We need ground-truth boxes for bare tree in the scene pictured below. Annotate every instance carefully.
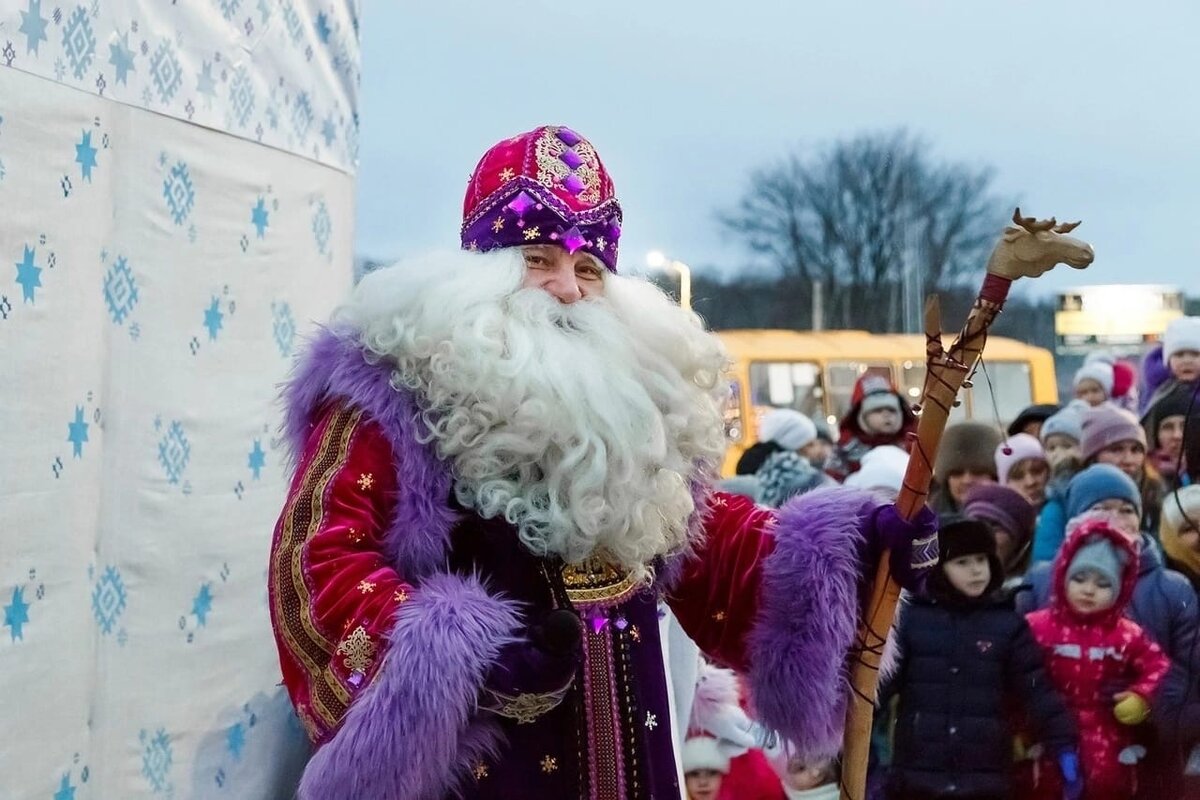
[719,130,1009,331]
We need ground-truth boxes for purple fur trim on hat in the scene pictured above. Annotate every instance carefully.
[746,486,878,762]
[281,327,459,578]
[298,572,521,800]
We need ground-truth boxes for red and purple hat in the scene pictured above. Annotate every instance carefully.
[460,125,623,272]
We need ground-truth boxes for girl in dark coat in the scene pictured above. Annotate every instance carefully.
[881,517,1078,800]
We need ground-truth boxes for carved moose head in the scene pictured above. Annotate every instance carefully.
[985,208,1095,280]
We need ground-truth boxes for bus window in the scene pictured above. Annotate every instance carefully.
[974,361,1034,425]
[748,362,824,419]
[723,380,743,443]
[901,360,969,422]
[826,362,893,423]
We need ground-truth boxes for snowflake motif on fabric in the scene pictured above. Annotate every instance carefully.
[162,161,195,225]
[281,1,304,44]
[291,91,314,140]
[139,728,174,794]
[75,130,99,181]
[196,60,217,106]
[157,420,191,484]
[68,406,90,457]
[226,721,246,759]
[271,301,295,356]
[52,773,76,800]
[320,116,336,147]
[4,586,31,641]
[192,583,213,626]
[311,199,332,256]
[247,439,266,479]
[229,66,254,128]
[203,296,224,340]
[91,566,127,634]
[108,31,136,85]
[336,625,376,673]
[15,244,43,304]
[19,0,50,55]
[103,255,139,324]
[148,40,183,104]
[251,197,269,238]
[61,6,96,80]
[213,0,240,21]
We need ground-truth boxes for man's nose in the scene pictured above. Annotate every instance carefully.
[546,267,582,304]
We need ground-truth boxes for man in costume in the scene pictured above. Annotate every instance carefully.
[268,125,937,800]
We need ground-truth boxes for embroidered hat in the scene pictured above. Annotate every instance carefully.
[460,125,623,272]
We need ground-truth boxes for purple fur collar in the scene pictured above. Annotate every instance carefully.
[281,326,458,578]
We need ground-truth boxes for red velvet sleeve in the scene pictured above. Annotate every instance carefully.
[268,402,414,742]
[665,492,778,673]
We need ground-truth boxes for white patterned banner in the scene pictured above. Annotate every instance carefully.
[0,19,354,795]
[1,0,360,172]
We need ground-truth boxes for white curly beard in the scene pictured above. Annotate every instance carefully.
[339,248,730,575]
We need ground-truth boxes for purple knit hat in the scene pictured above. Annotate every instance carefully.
[964,483,1037,541]
[1080,405,1146,462]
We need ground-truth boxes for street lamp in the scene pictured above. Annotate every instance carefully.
[645,250,692,310]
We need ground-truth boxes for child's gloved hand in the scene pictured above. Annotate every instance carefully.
[1058,749,1083,800]
[1113,691,1151,725]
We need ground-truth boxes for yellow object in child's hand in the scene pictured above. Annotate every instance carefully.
[1114,692,1151,725]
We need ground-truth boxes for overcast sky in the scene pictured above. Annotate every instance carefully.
[354,1,1200,297]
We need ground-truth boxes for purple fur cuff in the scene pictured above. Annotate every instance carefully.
[298,572,522,800]
[746,487,878,763]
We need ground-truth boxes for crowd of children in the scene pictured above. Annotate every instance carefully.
[685,317,1200,800]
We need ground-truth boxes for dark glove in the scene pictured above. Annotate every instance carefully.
[865,504,938,592]
[481,608,582,722]
[1058,749,1083,800]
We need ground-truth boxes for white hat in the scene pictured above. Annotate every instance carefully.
[843,445,909,493]
[1164,317,1200,363]
[995,433,1047,484]
[682,736,731,775]
[759,409,818,452]
[1073,353,1114,397]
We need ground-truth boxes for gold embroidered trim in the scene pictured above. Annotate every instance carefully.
[270,406,361,731]
[336,625,377,674]
[482,683,572,724]
[533,127,602,206]
[561,558,638,605]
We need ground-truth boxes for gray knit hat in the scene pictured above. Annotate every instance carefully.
[1067,536,1124,589]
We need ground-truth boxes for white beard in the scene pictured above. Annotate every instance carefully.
[339,249,730,575]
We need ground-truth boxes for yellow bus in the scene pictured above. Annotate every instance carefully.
[717,329,1059,476]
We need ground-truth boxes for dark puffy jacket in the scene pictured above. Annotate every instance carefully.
[882,591,1076,799]
[1017,533,1200,798]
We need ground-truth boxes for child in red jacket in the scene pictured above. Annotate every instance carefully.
[1025,519,1171,799]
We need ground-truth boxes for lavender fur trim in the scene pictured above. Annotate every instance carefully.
[747,486,878,762]
[298,572,521,800]
[281,327,459,577]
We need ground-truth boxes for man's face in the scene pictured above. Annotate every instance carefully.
[1169,350,1200,383]
[520,244,605,303]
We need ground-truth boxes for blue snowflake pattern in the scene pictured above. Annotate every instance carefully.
[108,31,136,85]
[192,583,213,626]
[68,405,90,458]
[15,244,43,304]
[4,586,31,641]
[140,728,173,794]
[248,439,266,479]
[203,296,224,340]
[53,773,76,800]
[18,0,49,55]
[272,301,295,356]
[213,0,240,21]
[103,255,139,324]
[315,12,331,43]
[291,91,313,141]
[226,721,246,759]
[91,566,127,635]
[196,60,217,105]
[157,420,191,485]
[320,116,336,147]
[251,197,269,238]
[162,161,195,226]
[149,40,183,104]
[311,200,332,257]
[62,6,96,80]
[75,130,98,182]
[281,1,303,44]
[229,66,254,128]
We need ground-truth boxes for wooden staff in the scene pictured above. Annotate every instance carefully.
[839,209,1095,800]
